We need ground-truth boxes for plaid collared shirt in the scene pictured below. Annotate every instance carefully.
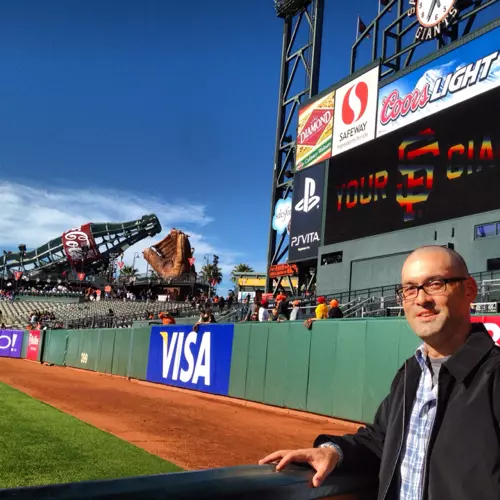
[399,346,437,500]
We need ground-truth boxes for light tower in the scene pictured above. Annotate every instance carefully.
[266,0,324,293]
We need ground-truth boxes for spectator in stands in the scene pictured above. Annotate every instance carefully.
[276,293,290,321]
[289,300,301,321]
[249,302,260,322]
[159,311,176,325]
[315,296,328,319]
[218,295,225,313]
[244,297,260,322]
[258,300,269,322]
[270,308,279,322]
[327,299,343,319]
[260,245,500,499]
[195,308,216,325]
[106,309,114,328]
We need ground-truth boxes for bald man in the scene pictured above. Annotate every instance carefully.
[260,246,500,500]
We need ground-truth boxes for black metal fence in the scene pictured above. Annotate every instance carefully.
[0,464,377,500]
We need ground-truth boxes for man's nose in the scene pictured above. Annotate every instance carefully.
[415,287,433,306]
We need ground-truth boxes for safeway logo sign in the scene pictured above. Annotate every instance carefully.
[295,177,320,213]
[342,81,369,124]
[332,65,379,156]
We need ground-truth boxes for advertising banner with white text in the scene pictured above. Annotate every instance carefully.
[296,91,335,171]
[377,26,500,138]
[146,324,234,396]
[332,65,379,156]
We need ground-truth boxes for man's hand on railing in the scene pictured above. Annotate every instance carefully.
[259,447,340,488]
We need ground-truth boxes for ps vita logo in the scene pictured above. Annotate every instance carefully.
[408,0,459,42]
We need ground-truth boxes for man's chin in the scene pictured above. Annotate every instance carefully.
[412,315,443,339]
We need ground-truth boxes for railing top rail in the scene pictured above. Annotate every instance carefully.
[0,464,376,500]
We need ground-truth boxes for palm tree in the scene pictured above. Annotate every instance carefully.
[120,265,139,278]
[200,263,223,286]
[231,263,254,284]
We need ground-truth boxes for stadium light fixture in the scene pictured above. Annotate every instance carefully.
[273,0,311,18]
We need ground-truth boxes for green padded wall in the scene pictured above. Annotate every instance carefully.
[42,330,68,366]
[74,329,100,371]
[112,330,132,377]
[21,330,29,359]
[65,330,81,367]
[332,321,367,422]
[228,323,251,399]
[128,328,151,380]
[362,320,401,422]
[284,322,312,411]
[263,322,289,406]
[306,320,338,416]
[244,323,269,403]
[97,329,115,374]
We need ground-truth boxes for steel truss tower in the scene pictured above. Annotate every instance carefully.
[266,0,324,294]
[351,0,499,77]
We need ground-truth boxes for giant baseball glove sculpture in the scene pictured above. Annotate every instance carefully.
[143,228,194,279]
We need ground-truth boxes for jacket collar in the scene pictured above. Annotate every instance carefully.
[443,323,495,384]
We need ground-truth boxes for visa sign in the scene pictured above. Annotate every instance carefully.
[160,330,211,383]
[146,324,234,395]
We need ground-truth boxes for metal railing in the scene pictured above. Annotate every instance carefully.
[16,290,84,298]
[0,464,377,500]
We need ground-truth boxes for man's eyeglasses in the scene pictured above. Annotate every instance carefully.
[396,277,468,301]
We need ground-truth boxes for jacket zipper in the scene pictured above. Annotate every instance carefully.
[381,362,407,500]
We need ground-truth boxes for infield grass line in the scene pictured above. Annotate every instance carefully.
[0,382,182,488]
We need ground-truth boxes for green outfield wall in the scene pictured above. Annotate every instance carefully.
[22,317,497,424]
[227,318,421,422]
[40,327,151,380]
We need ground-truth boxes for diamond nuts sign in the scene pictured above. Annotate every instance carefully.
[289,162,325,262]
[296,90,335,171]
[332,65,379,156]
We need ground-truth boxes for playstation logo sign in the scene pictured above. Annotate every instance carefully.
[289,163,324,262]
[295,177,320,213]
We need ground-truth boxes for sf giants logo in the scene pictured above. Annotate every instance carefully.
[396,132,439,221]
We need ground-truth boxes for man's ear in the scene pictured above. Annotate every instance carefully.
[466,276,478,303]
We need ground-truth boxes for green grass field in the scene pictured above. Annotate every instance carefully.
[0,383,183,488]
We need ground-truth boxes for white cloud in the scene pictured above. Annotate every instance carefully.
[0,180,262,295]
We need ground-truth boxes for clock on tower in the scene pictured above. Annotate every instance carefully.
[408,0,459,41]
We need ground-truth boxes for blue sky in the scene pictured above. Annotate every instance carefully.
[0,0,497,293]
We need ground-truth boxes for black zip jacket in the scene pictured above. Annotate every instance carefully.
[315,323,500,500]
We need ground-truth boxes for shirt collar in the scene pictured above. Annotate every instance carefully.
[412,323,495,382]
[414,344,428,371]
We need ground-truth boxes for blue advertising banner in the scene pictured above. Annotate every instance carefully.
[0,330,23,358]
[146,324,234,396]
[377,26,500,138]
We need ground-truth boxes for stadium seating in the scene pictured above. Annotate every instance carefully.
[0,299,187,329]
[0,296,243,330]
